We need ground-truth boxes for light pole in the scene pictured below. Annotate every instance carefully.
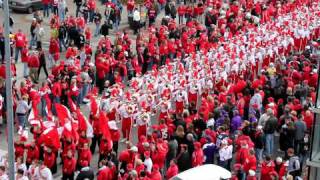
[2,0,15,179]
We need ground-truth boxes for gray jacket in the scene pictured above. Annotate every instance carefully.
[294,120,306,140]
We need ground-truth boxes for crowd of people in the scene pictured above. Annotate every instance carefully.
[0,0,319,179]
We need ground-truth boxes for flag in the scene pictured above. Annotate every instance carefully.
[39,127,61,150]
[99,111,111,141]
[68,97,78,112]
[76,109,93,138]
[55,103,72,126]
[89,96,98,116]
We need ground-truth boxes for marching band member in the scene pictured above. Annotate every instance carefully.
[174,87,188,114]
[158,96,171,121]
[136,111,151,139]
[119,104,135,142]
[188,81,201,105]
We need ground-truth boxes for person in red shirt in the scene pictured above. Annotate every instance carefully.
[97,160,112,180]
[108,120,120,154]
[52,78,62,103]
[28,50,40,83]
[166,160,179,179]
[149,164,162,180]
[260,156,275,180]
[48,38,59,68]
[43,146,57,174]
[243,149,257,176]
[78,142,92,169]
[21,47,29,77]
[62,149,76,180]
[127,0,135,15]
[87,0,96,22]
[178,5,186,24]
[25,141,40,168]
[99,135,112,161]
[14,29,27,62]
[61,137,76,161]
[42,0,51,17]
[192,142,204,167]
[14,139,25,161]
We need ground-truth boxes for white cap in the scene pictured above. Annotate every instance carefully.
[313,69,318,73]
[257,125,263,130]
[108,120,118,130]
[245,12,251,19]
[249,169,255,176]
[129,146,138,152]
[207,119,215,127]
[276,157,283,163]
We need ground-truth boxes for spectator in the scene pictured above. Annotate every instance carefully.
[294,114,307,156]
[287,148,301,179]
[14,29,26,62]
[263,109,278,156]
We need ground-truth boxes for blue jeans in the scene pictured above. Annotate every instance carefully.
[43,4,50,17]
[52,96,60,115]
[94,23,101,36]
[23,62,29,77]
[114,19,120,31]
[15,47,22,62]
[41,97,47,117]
[265,133,274,156]
[29,35,36,48]
[89,10,94,22]
[59,38,67,52]
[17,114,26,128]
[58,8,65,22]
[77,88,83,105]
[81,84,90,103]
[255,148,263,162]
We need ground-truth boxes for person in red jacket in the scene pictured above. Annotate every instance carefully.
[149,164,162,180]
[21,47,29,78]
[97,160,112,180]
[127,0,135,15]
[14,139,25,161]
[28,50,40,83]
[108,120,120,154]
[260,156,275,180]
[52,78,62,103]
[48,38,59,68]
[61,137,76,161]
[42,0,50,17]
[78,142,92,169]
[14,29,27,62]
[166,160,179,179]
[99,135,112,161]
[235,141,249,164]
[25,141,40,168]
[243,149,257,176]
[43,146,57,174]
[62,149,76,180]
[87,0,96,22]
[178,5,186,24]
[95,56,110,93]
[192,142,204,167]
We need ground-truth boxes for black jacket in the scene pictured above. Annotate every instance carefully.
[264,116,278,134]
[100,23,111,36]
[177,151,191,172]
[76,167,94,180]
